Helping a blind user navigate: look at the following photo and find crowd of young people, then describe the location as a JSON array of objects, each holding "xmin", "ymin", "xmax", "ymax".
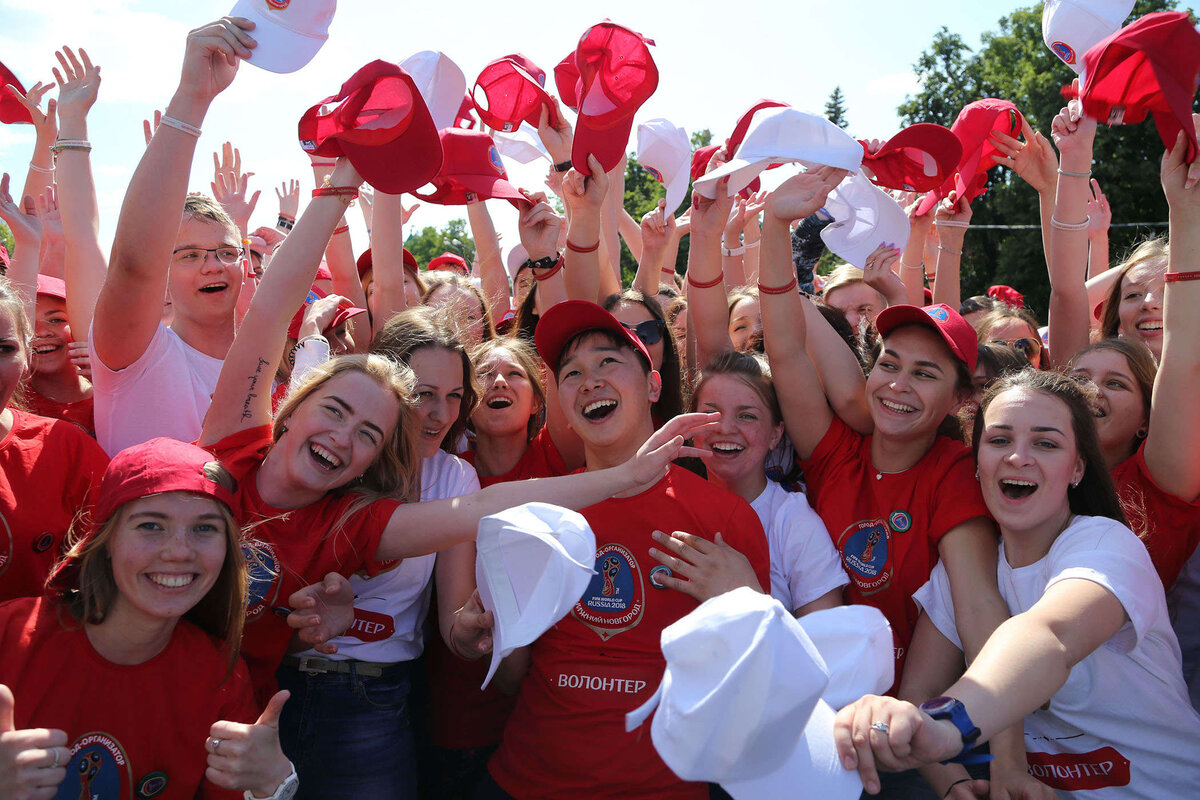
[{"xmin": 0, "ymin": 8, "xmax": 1197, "ymax": 800}]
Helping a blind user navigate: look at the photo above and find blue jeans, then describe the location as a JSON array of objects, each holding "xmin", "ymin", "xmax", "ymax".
[{"xmin": 277, "ymin": 661, "xmax": 416, "ymax": 800}]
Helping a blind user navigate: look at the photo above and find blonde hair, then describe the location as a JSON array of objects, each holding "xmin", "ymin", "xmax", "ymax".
[
  {"xmin": 183, "ymin": 194, "xmax": 240, "ymax": 241},
  {"xmin": 1100, "ymin": 237, "xmax": 1169, "ymax": 340},
  {"xmin": 421, "ymin": 273, "xmax": 497, "ymax": 342}
]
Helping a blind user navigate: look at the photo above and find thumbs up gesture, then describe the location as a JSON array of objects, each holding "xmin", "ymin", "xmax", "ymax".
[
  {"xmin": 0, "ymin": 684, "xmax": 70, "ymax": 800},
  {"xmin": 204, "ymin": 690, "xmax": 295, "ymax": 796}
]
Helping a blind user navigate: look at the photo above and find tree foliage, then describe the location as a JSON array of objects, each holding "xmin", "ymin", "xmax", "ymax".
[
  {"xmin": 897, "ymin": 0, "xmax": 1178, "ymax": 317},
  {"xmin": 825, "ymin": 86, "xmax": 849, "ymax": 130},
  {"xmin": 404, "ymin": 218, "xmax": 475, "ymax": 269},
  {"xmin": 0, "ymin": 222, "xmax": 13, "ymax": 263}
]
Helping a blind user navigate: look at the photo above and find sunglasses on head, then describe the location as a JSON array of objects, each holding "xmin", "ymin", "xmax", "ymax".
[
  {"xmin": 621, "ymin": 319, "xmax": 667, "ymax": 346},
  {"xmin": 991, "ymin": 337, "xmax": 1042, "ymax": 360}
]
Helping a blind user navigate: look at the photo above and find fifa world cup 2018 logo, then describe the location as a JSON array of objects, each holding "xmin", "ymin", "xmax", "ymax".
[
  {"xmin": 601, "ymin": 556, "xmax": 621, "ymax": 596},
  {"xmin": 78, "ymin": 751, "xmax": 102, "ymax": 799},
  {"xmin": 861, "ymin": 528, "xmax": 882, "ymax": 563}
]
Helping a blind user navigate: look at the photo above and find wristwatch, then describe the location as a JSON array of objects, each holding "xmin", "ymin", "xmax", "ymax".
[
  {"xmin": 918, "ymin": 696, "xmax": 991, "ymax": 765},
  {"xmin": 244, "ymin": 761, "xmax": 299, "ymax": 800}
]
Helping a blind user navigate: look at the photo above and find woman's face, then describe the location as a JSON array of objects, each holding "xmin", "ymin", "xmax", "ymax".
[
  {"xmin": 976, "ymin": 388, "xmax": 1083, "ymax": 538},
  {"xmin": 1070, "ymin": 349, "xmax": 1148, "ymax": 456},
  {"xmin": 987, "ymin": 318, "xmax": 1043, "ymax": 369},
  {"xmin": 866, "ymin": 325, "xmax": 963, "ymax": 442},
  {"xmin": 408, "ymin": 346, "xmax": 464, "ymax": 459},
  {"xmin": 513, "ymin": 267, "xmax": 535, "ymax": 309},
  {"xmin": 670, "ymin": 306, "xmax": 687, "ymax": 350},
  {"xmin": 609, "ymin": 301, "xmax": 665, "ymax": 370},
  {"xmin": 278, "ymin": 370, "xmax": 400, "ymax": 495},
  {"xmin": 728, "ymin": 296, "xmax": 762, "ymax": 352},
  {"xmin": 0, "ymin": 309, "xmax": 29, "ymax": 412},
  {"xmin": 1116, "ymin": 258, "xmax": 1166, "ymax": 359},
  {"xmin": 693, "ymin": 374, "xmax": 782, "ymax": 487},
  {"xmin": 474, "ymin": 346, "xmax": 539, "ymax": 439},
  {"xmin": 426, "ymin": 285, "xmax": 485, "ymax": 345},
  {"xmin": 825, "ymin": 283, "xmax": 883, "ymax": 331},
  {"xmin": 106, "ymin": 492, "xmax": 228, "ymax": 629},
  {"xmin": 32, "ymin": 295, "xmax": 72, "ymax": 377}
]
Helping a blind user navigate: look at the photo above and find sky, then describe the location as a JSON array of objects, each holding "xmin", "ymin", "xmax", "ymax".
[{"xmin": 1, "ymin": 0, "xmax": 1195, "ymax": 262}]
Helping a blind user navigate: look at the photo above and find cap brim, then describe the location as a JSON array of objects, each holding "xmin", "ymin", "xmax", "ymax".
[
  {"xmin": 231, "ymin": 0, "xmax": 327, "ymax": 74},
  {"xmin": 535, "ymin": 300, "xmax": 652, "ymax": 372},
  {"xmin": 875, "ymin": 304, "xmax": 976, "ymax": 372},
  {"xmin": 693, "ymin": 157, "xmax": 776, "ymax": 199},
  {"xmin": 573, "ymin": 113, "xmax": 637, "ymax": 176},
  {"xmin": 337, "ymin": 114, "xmax": 443, "ymax": 194},
  {"xmin": 820, "ymin": 177, "xmax": 911, "ymax": 268}
]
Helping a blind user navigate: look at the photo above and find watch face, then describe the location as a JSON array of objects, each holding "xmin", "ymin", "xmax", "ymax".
[{"xmin": 920, "ymin": 695, "xmax": 956, "ymax": 715}]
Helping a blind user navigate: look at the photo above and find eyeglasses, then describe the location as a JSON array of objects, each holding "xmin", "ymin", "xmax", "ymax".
[
  {"xmin": 621, "ymin": 319, "xmax": 667, "ymax": 346},
  {"xmin": 172, "ymin": 246, "xmax": 245, "ymax": 267},
  {"xmin": 991, "ymin": 337, "xmax": 1042, "ymax": 360}
]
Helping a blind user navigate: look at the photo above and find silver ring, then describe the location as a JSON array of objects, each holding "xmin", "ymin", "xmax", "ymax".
[
  {"xmin": 870, "ymin": 721, "xmax": 890, "ymax": 734},
  {"xmin": 49, "ymin": 747, "xmax": 61, "ymax": 769},
  {"xmin": 208, "ymin": 737, "xmax": 222, "ymax": 754}
]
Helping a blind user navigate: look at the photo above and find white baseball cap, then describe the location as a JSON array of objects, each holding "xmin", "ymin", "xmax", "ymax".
[
  {"xmin": 820, "ymin": 172, "xmax": 911, "ymax": 269},
  {"xmin": 400, "ymin": 51, "xmax": 467, "ymax": 131},
  {"xmin": 637, "ymin": 118, "xmax": 691, "ymax": 215},
  {"xmin": 493, "ymin": 121, "xmax": 552, "ymax": 165},
  {"xmin": 1042, "ymin": 0, "xmax": 1135, "ymax": 76},
  {"xmin": 798, "ymin": 605, "xmax": 894, "ymax": 709},
  {"xmin": 506, "ymin": 244, "xmax": 529, "ymax": 280},
  {"xmin": 693, "ymin": 107, "xmax": 863, "ymax": 199},
  {"xmin": 475, "ymin": 503, "xmax": 596, "ymax": 689},
  {"xmin": 229, "ymin": 0, "xmax": 335, "ymax": 74},
  {"xmin": 625, "ymin": 588, "xmax": 863, "ymax": 800}
]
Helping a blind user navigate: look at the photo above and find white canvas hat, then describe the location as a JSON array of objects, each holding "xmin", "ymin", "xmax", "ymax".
[
  {"xmin": 820, "ymin": 172, "xmax": 911, "ymax": 269},
  {"xmin": 798, "ymin": 605, "xmax": 894, "ymax": 709},
  {"xmin": 625, "ymin": 588, "xmax": 864, "ymax": 800},
  {"xmin": 506, "ymin": 244, "xmax": 529, "ymax": 280},
  {"xmin": 693, "ymin": 107, "xmax": 863, "ymax": 199},
  {"xmin": 1042, "ymin": 0, "xmax": 1135, "ymax": 75},
  {"xmin": 637, "ymin": 118, "xmax": 691, "ymax": 214},
  {"xmin": 493, "ymin": 121, "xmax": 552, "ymax": 165},
  {"xmin": 229, "ymin": 0, "xmax": 335, "ymax": 74},
  {"xmin": 475, "ymin": 503, "xmax": 596, "ymax": 689},
  {"xmin": 400, "ymin": 51, "xmax": 468, "ymax": 131}
]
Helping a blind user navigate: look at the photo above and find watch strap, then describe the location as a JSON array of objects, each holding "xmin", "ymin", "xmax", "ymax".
[
  {"xmin": 552, "ymin": 159, "xmax": 573, "ymax": 173},
  {"xmin": 243, "ymin": 761, "xmax": 299, "ymax": 800}
]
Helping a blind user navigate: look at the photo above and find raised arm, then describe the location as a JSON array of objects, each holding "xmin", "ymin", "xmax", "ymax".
[
  {"xmin": 96, "ymin": 17, "xmax": 256, "ymax": 370},
  {"xmin": 210, "ymin": 142, "xmax": 260, "ymax": 237},
  {"xmin": 685, "ymin": 174, "xmax": 737, "ymax": 367},
  {"xmin": 468, "ymin": 200, "xmax": 510, "ymax": 322},
  {"xmin": 199, "ymin": 159, "xmax": 360, "ymax": 445},
  {"xmin": 370, "ymin": 190, "xmax": 410, "ymax": 338},
  {"xmin": 561, "ymin": 155, "xmax": 609, "ymax": 303},
  {"xmin": 899, "ymin": 195, "xmax": 934, "ymax": 307},
  {"xmin": 0, "ymin": 175, "xmax": 42, "ymax": 327},
  {"xmin": 1143, "ymin": 129, "xmax": 1200, "ymax": 502},
  {"xmin": 7, "ymin": 80, "xmax": 57, "ymax": 207},
  {"xmin": 1086, "ymin": 179, "xmax": 1112, "ymax": 280},
  {"xmin": 930, "ymin": 188, "xmax": 971, "ymax": 310},
  {"xmin": 632, "ymin": 199, "xmax": 673, "ymax": 297}
]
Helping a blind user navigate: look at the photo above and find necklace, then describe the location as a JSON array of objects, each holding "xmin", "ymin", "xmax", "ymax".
[{"xmin": 874, "ymin": 465, "xmax": 909, "ymax": 481}]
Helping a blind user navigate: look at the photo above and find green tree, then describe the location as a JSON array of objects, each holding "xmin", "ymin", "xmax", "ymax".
[
  {"xmin": 404, "ymin": 218, "xmax": 475, "ymax": 269},
  {"xmin": 0, "ymin": 222, "xmax": 13, "ymax": 264},
  {"xmin": 897, "ymin": 0, "xmax": 1178, "ymax": 317},
  {"xmin": 825, "ymin": 86, "xmax": 849, "ymax": 130}
]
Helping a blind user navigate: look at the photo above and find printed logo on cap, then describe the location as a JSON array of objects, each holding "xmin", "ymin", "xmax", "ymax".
[
  {"xmin": 31, "ymin": 531, "xmax": 54, "ymax": 553},
  {"xmin": 926, "ymin": 306, "xmax": 949, "ymax": 321},
  {"xmin": 489, "ymin": 145, "xmax": 505, "ymax": 174},
  {"xmin": 644, "ymin": 165, "xmax": 664, "ymax": 183},
  {"xmin": 838, "ymin": 519, "xmax": 892, "ymax": 595},
  {"xmin": 137, "ymin": 771, "xmax": 169, "ymax": 798},
  {"xmin": 0, "ymin": 513, "xmax": 12, "ymax": 577},
  {"xmin": 1051, "ymin": 41, "xmax": 1077, "ymax": 64},
  {"xmin": 573, "ymin": 542, "xmax": 645, "ymax": 640},
  {"xmin": 55, "ymin": 732, "xmax": 132, "ymax": 800},
  {"xmin": 888, "ymin": 510, "xmax": 912, "ymax": 533},
  {"xmin": 243, "ymin": 539, "xmax": 281, "ymax": 621},
  {"xmin": 266, "ymin": 0, "xmax": 290, "ymax": 9},
  {"xmin": 649, "ymin": 565, "xmax": 672, "ymax": 589}
]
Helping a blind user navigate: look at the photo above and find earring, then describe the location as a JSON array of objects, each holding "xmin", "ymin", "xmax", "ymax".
[
  {"xmin": 280, "ymin": 425, "xmax": 288, "ymax": 433},
  {"xmin": 1136, "ymin": 428, "xmax": 1148, "ymax": 440},
  {"xmin": 1070, "ymin": 478, "xmax": 1080, "ymax": 488},
  {"xmin": 974, "ymin": 468, "xmax": 979, "ymax": 480}
]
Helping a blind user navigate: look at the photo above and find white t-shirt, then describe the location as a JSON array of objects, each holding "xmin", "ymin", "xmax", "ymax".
[
  {"xmin": 90, "ymin": 323, "xmax": 223, "ymax": 455},
  {"xmin": 301, "ymin": 449, "xmax": 481, "ymax": 664},
  {"xmin": 749, "ymin": 480, "xmax": 848, "ymax": 613},
  {"xmin": 915, "ymin": 515, "xmax": 1200, "ymax": 799},
  {"xmin": 1167, "ymin": 545, "xmax": 1200, "ymax": 709}
]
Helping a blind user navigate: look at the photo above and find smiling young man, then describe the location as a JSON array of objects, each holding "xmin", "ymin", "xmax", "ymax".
[{"xmin": 481, "ymin": 300, "xmax": 770, "ymax": 800}]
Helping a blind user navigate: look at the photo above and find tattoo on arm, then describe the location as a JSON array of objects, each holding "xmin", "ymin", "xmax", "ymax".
[{"xmin": 240, "ymin": 357, "xmax": 271, "ymax": 422}]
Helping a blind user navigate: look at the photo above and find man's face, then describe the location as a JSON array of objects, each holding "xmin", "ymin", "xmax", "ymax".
[{"xmin": 167, "ymin": 217, "xmax": 243, "ymax": 326}]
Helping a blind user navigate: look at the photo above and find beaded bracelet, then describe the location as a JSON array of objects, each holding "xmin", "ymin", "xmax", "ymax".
[
  {"xmin": 1165, "ymin": 271, "xmax": 1200, "ymax": 283},
  {"xmin": 687, "ymin": 273, "xmax": 724, "ymax": 289},
  {"xmin": 566, "ymin": 239, "xmax": 600, "ymax": 254},
  {"xmin": 758, "ymin": 276, "xmax": 798, "ymax": 295},
  {"xmin": 159, "ymin": 116, "xmax": 201, "ymax": 137}
]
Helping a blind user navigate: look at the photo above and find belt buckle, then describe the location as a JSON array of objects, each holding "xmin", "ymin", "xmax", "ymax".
[{"xmin": 297, "ymin": 656, "xmax": 330, "ymax": 674}]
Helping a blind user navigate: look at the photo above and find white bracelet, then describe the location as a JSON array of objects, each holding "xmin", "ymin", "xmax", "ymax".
[
  {"xmin": 1057, "ymin": 167, "xmax": 1092, "ymax": 178},
  {"xmin": 722, "ymin": 245, "xmax": 746, "ymax": 257},
  {"xmin": 158, "ymin": 115, "xmax": 202, "ymax": 138},
  {"xmin": 900, "ymin": 261, "xmax": 924, "ymax": 270},
  {"xmin": 28, "ymin": 162, "xmax": 54, "ymax": 174},
  {"xmin": 744, "ymin": 239, "xmax": 760, "ymax": 249},
  {"xmin": 934, "ymin": 219, "xmax": 969, "ymax": 228},
  {"xmin": 938, "ymin": 245, "xmax": 963, "ymax": 256},
  {"xmin": 1050, "ymin": 216, "xmax": 1090, "ymax": 231}
]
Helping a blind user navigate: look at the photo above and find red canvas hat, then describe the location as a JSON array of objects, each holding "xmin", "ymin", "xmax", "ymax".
[
  {"xmin": 875, "ymin": 303, "xmax": 978, "ymax": 373},
  {"xmin": 35, "ymin": 274, "xmax": 67, "ymax": 301},
  {"xmin": 298, "ymin": 60, "xmax": 443, "ymax": 194},
  {"xmin": 356, "ymin": 247, "xmax": 418, "ymax": 279},
  {"xmin": 0, "ymin": 60, "xmax": 32, "ymax": 124},
  {"xmin": 554, "ymin": 51, "xmax": 581, "ymax": 111},
  {"xmin": 412, "ymin": 129, "xmax": 526, "ymax": 207},
  {"xmin": 287, "ymin": 285, "xmax": 367, "ymax": 339},
  {"xmin": 428, "ymin": 252, "xmax": 469, "ymax": 275},
  {"xmin": 691, "ymin": 145, "xmax": 720, "ymax": 181},
  {"xmin": 861, "ymin": 123, "xmax": 963, "ymax": 193},
  {"xmin": 1079, "ymin": 10, "xmax": 1200, "ymax": 163},
  {"xmin": 472, "ymin": 55, "xmax": 557, "ymax": 133},
  {"xmin": 455, "ymin": 92, "xmax": 479, "ymax": 129},
  {"xmin": 571, "ymin": 21, "xmax": 659, "ymax": 175},
  {"xmin": 916, "ymin": 99, "xmax": 1023, "ymax": 215},
  {"xmin": 535, "ymin": 299, "xmax": 652, "ymax": 373}
]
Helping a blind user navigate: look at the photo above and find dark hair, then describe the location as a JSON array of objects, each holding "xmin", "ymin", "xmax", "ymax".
[
  {"xmin": 1099, "ymin": 237, "xmax": 1168, "ymax": 340},
  {"xmin": 1069, "ymin": 337, "xmax": 1157, "ymax": 456},
  {"xmin": 509, "ymin": 275, "xmax": 540, "ymax": 342},
  {"xmin": 601, "ymin": 290, "xmax": 684, "ymax": 421},
  {"xmin": 972, "ymin": 369, "xmax": 1126, "ymax": 524},
  {"xmin": 867, "ymin": 322, "xmax": 974, "ymax": 441},
  {"xmin": 816, "ymin": 302, "xmax": 870, "ymax": 375},
  {"xmin": 959, "ymin": 295, "xmax": 997, "ymax": 317},
  {"xmin": 976, "ymin": 342, "xmax": 1029, "ymax": 382}
]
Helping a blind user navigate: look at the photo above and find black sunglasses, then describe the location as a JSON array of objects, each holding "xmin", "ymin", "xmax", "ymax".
[{"xmin": 621, "ymin": 319, "xmax": 667, "ymax": 346}]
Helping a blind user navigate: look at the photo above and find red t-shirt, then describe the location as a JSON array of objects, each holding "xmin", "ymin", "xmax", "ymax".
[
  {"xmin": 430, "ymin": 427, "xmax": 571, "ymax": 750},
  {"xmin": 0, "ymin": 409, "xmax": 107, "ymax": 603},
  {"xmin": 797, "ymin": 416, "xmax": 990, "ymax": 687},
  {"xmin": 1113, "ymin": 443, "xmax": 1200, "ymax": 589},
  {"xmin": 0, "ymin": 595, "xmax": 257, "ymax": 800},
  {"xmin": 25, "ymin": 389, "xmax": 95, "ymax": 436},
  {"xmin": 489, "ymin": 465, "xmax": 770, "ymax": 800},
  {"xmin": 205, "ymin": 426, "xmax": 400, "ymax": 699}
]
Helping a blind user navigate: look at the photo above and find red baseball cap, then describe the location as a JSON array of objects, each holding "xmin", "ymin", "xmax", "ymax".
[
  {"xmin": 473, "ymin": 55, "xmax": 558, "ymax": 133},
  {"xmin": 412, "ymin": 129, "xmax": 526, "ymax": 207},
  {"xmin": 861, "ymin": 123, "xmax": 963, "ymax": 193},
  {"xmin": 298, "ymin": 60, "xmax": 443, "ymax": 194},
  {"xmin": 571, "ymin": 21, "xmax": 659, "ymax": 176},
  {"xmin": 917, "ymin": 99, "xmax": 1023, "ymax": 215},
  {"xmin": 987, "ymin": 284, "xmax": 1025, "ymax": 309},
  {"xmin": 874, "ymin": 303, "xmax": 978, "ymax": 373},
  {"xmin": 1079, "ymin": 10, "xmax": 1200, "ymax": 163},
  {"xmin": 535, "ymin": 300, "xmax": 652, "ymax": 373},
  {"xmin": 287, "ymin": 285, "xmax": 367, "ymax": 339},
  {"xmin": 36, "ymin": 274, "xmax": 67, "ymax": 301},
  {"xmin": 357, "ymin": 247, "xmax": 419, "ymax": 279},
  {"xmin": 690, "ymin": 144, "xmax": 720, "ymax": 181},
  {"xmin": 47, "ymin": 437, "xmax": 237, "ymax": 594},
  {"xmin": 0, "ymin": 244, "xmax": 8, "ymax": 270},
  {"xmin": 0, "ymin": 61, "xmax": 32, "ymax": 125},
  {"xmin": 554, "ymin": 51, "xmax": 581, "ymax": 111},
  {"xmin": 428, "ymin": 252, "xmax": 470, "ymax": 275},
  {"xmin": 455, "ymin": 92, "xmax": 479, "ymax": 129}
]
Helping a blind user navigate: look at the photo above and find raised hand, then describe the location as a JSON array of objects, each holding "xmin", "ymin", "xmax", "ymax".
[
  {"xmin": 647, "ymin": 530, "xmax": 761, "ymax": 601},
  {"xmin": 5, "ymin": 81, "xmax": 56, "ymax": 143},
  {"xmin": 286, "ymin": 572, "xmax": 355, "ymax": 654},
  {"xmin": 33, "ymin": 187, "xmax": 63, "ymax": 246},
  {"xmin": 640, "ymin": 199, "xmax": 676, "ymax": 252},
  {"xmin": 627, "ymin": 412, "xmax": 721, "ymax": 486},
  {"xmin": 206, "ymin": 690, "xmax": 294, "ymax": 797},
  {"xmin": 275, "ymin": 179, "xmax": 299, "ymax": 221},
  {"xmin": 177, "ymin": 17, "xmax": 257, "ymax": 105},
  {"xmin": 143, "ymin": 110, "xmax": 162, "ymax": 147},
  {"xmin": 0, "ymin": 175, "xmax": 41, "ymax": 246},
  {"xmin": 990, "ymin": 117, "xmax": 1057, "ymax": 195},
  {"xmin": 0, "ymin": 684, "xmax": 70, "ymax": 800},
  {"xmin": 861, "ymin": 242, "xmax": 906, "ymax": 304},
  {"xmin": 295, "ymin": 293, "xmax": 349, "ymax": 342},
  {"xmin": 211, "ymin": 142, "xmax": 260, "ymax": 234},
  {"xmin": 1162, "ymin": 125, "xmax": 1200, "ymax": 211},
  {"xmin": 517, "ymin": 190, "xmax": 565, "ymax": 260},
  {"xmin": 560, "ymin": 154, "xmax": 608, "ymax": 219},
  {"xmin": 1086, "ymin": 178, "xmax": 1111, "ymax": 238},
  {"xmin": 450, "ymin": 589, "xmax": 494, "ymax": 660},
  {"xmin": 68, "ymin": 341, "xmax": 92, "ymax": 380},
  {"xmin": 537, "ymin": 97, "xmax": 574, "ymax": 164},
  {"xmin": 1049, "ymin": 81, "xmax": 1097, "ymax": 159},
  {"xmin": 52, "ymin": 46, "xmax": 101, "ymax": 121},
  {"xmin": 765, "ymin": 166, "xmax": 847, "ymax": 223}
]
